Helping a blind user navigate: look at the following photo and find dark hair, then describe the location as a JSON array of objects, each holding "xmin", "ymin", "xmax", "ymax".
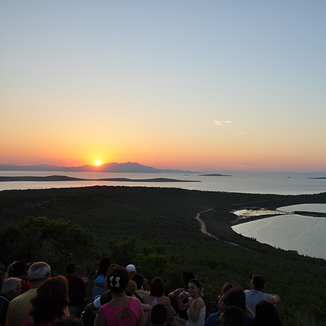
[
  {"xmin": 96, "ymin": 257, "xmax": 111, "ymax": 277},
  {"xmin": 151, "ymin": 303, "xmax": 168, "ymax": 326},
  {"xmin": 254, "ymin": 300, "xmax": 283, "ymax": 326},
  {"xmin": 150, "ymin": 277, "xmax": 164, "ymax": 297},
  {"xmin": 182, "ymin": 271, "xmax": 195, "ymax": 286},
  {"xmin": 219, "ymin": 305, "xmax": 244, "ymax": 326},
  {"xmin": 125, "ymin": 280, "xmax": 137, "ymax": 296},
  {"xmin": 222, "ymin": 282, "xmax": 233, "ymax": 294},
  {"xmin": 224, "ymin": 286, "xmax": 246, "ymax": 311},
  {"xmin": 251, "ymin": 275, "xmax": 264, "ymax": 291},
  {"xmin": 12, "ymin": 261, "xmax": 27, "ymax": 277},
  {"xmin": 65, "ymin": 264, "xmax": 76, "ymax": 275},
  {"xmin": 53, "ymin": 316, "xmax": 82, "ymax": 326},
  {"xmin": 106, "ymin": 267, "xmax": 129, "ymax": 293},
  {"xmin": 131, "ymin": 273, "xmax": 144, "ymax": 289},
  {"xmin": 100, "ymin": 290, "xmax": 112, "ymax": 306},
  {"xmin": 31, "ymin": 275, "xmax": 69, "ymax": 326},
  {"xmin": 188, "ymin": 278, "xmax": 202, "ymax": 290}
]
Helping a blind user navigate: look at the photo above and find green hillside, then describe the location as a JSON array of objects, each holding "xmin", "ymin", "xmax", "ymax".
[{"xmin": 0, "ymin": 186, "xmax": 325, "ymax": 325}]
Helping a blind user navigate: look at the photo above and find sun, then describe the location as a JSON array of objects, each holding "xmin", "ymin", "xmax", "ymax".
[{"xmin": 94, "ymin": 160, "xmax": 103, "ymax": 166}]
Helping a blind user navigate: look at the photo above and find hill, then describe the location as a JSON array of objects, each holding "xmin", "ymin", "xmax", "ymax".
[{"xmin": 0, "ymin": 186, "xmax": 325, "ymax": 325}]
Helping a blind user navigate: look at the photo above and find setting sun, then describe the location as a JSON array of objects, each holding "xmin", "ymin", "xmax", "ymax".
[{"xmin": 94, "ymin": 160, "xmax": 103, "ymax": 166}]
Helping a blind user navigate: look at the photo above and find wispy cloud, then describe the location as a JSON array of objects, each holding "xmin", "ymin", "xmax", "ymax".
[{"xmin": 214, "ymin": 120, "xmax": 233, "ymax": 126}]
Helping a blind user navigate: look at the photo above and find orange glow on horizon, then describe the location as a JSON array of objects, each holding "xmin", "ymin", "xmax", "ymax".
[{"xmin": 94, "ymin": 160, "xmax": 103, "ymax": 166}]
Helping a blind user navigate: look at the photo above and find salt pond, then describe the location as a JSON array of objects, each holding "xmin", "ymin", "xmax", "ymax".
[{"xmin": 232, "ymin": 204, "xmax": 326, "ymax": 260}]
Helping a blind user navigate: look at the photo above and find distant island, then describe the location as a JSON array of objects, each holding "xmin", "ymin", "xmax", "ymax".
[
  {"xmin": 0, "ymin": 175, "xmax": 200, "ymax": 183},
  {"xmin": 199, "ymin": 173, "xmax": 232, "ymax": 177},
  {"xmin": 0, "ymin": 162, "xmax": 199, "ymax": 174},
  {"xmin": 308, "ymin": 177, "xmax": 326, "ymax": 179}
]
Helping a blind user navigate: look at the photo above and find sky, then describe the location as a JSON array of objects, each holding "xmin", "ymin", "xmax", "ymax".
[{"xmin": 1, "ymin": 1, "xmax": 326, "ymax": 172}]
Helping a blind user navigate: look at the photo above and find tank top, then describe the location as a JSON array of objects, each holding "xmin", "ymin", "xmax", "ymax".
[{"xmin": 101, "ymin": 297, "xmax": 140, "ymax": 326}]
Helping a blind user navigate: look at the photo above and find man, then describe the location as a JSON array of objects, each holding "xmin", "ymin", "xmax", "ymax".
[
  {"xmin": 5, "ymin": 261, "xmax": 51, "ymax": 326},
  {"xmin": 0, "ymin": 278, "xmax": 21, "ymax": 326},
  {"xmin": 245, "ymin": 275, "xmax": 281, "ymax": 314}
]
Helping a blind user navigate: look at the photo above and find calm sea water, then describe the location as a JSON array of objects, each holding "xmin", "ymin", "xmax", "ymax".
[
  {"xmin": 1, "ymin": 171, "xmax": 325, "ymax": 260},
  {"xmin": 232, "ymin": 204, "xmax": 326, "ymax": 260},
  {"xmin": 0, "ymin": 170, "xmax": 326, "ymax": 194}
]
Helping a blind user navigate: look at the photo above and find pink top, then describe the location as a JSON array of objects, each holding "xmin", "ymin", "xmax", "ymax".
[{"xmin": 101, "ymin": 297, "xmax": 140, "ymax": 326}]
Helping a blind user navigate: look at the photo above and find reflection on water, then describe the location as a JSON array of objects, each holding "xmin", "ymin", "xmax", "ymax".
[{"xmin": 232, "ymin": 204, "xmax": 326, "ymax": 260}]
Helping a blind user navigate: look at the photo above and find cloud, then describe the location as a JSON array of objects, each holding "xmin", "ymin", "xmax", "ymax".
[{"xmin": 214, "ymin": 120, "xmax": 233, "ymax": 126}]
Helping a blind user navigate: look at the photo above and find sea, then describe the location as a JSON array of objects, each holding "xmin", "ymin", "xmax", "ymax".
[{"xmin": 1, "ymin": 170, "xmax": 326, "ymax": 260}]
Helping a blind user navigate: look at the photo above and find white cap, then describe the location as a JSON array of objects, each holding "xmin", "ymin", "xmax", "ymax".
[{"xmin": 126, "ymin": 264, "xmax": 136, "ymax": 272}]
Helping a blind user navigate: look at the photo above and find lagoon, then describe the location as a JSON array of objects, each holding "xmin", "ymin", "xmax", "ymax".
[{"xmin": 232, "ymin": 204, "xmax": 326, "ymax": 260}]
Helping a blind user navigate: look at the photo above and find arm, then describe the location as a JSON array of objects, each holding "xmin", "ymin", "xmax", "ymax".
[
  {"xmin": 245, "ymin": 305, "xmax": 255, "ymax": 318},
  {"xmin": 168, "ymin": 288, "xmax": 183, "ymax": 299},
  {"xmin": 266, "ymin": 294, "xmax": 281, "ymax": 304},
  {"xmin": 177, "ymin": 295, "xmax": 189, "ymax": 311},
  {"xmin": 137, "ymin": 299, "xmax": 145, "ymax": 326},
  {"xmin": 188, "ymin": 298, "xmax": 202, "ymax": 323},
  {"xmin": 95, "ymin": 308, "xmax": 106, "ymax": 326}
]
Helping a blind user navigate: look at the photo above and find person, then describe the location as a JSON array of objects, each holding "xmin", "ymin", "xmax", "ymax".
[
  {"xmin": 0, "ymin": 277, "xmax": 21, "ymax": 326},
  {"xmin": 254, "ymin": 300, "xmax": 283, "ymax": 326},
  {"xmin": 93, "ymin": 257, "xmax": 111, "ymax": 298},
  {"xmin": 168, "ymin": 271, "xmax": 195, "ymax": 320},
  {"xmin": 21, "ymin": 275, "xmax": 69, "ymax": 326},
  {"xmin": 177, "ymin": 279, "xmax": 206, "ymax": 326},
  {"xmin": 6, "ymin": 261, "xmax": 51, "ymax": 326},
  {"xmin": 151, "ymin": 304, "xmax": 168, "ymax": 326},
  {"xmin": 131, "ymin": 273, "xmax": 151, "ymax": 302},
  {"xmin": 12, "ymin": 261, "xmax": 31, "ymax": 294},
  {"xmin": 218, "ymin": 306, "xmax": 245, "ymax": 326},
  {"xmin": 65, "ymin": 264, "xmax": 87, "ymax": 317},
  {"xmin": 95, "ymin": 266, "xmax": 145, "ymax": 326},
  {"xmin": 245, "ymin": 275, "xmax": 281, "ymax": 314},
  {"xmin": 216, "ymin": 282, "xmax": 233, "ymax": 311},
  {"xmin": 204, "ymin": 286, "xmax": 253, "ymax": 326},
  {"xmin": 126, "ymin": 264, "xmax": 137, "ymax": 278},
  {"xmin": 143, "ymin": 277, "xmax": 181, "ymax": 326}
]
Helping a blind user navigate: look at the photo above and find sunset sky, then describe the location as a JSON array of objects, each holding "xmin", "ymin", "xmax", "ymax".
[{"xmin": 1, "ymin": 1, "xmax": 326, "ymax": 172}]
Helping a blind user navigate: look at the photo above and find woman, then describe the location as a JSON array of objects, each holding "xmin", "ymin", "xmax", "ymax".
[
  {"xmin": 254, "ymin": 300, "xmax": 283, "ymax": 326},
  {"xmin": 177, "ymin": 279, "xmax": 206, "ymax": 326},
  {"xmin": 22, "ymin": 276, "xmax": 69, "ymax": 326},
  {"xmin": 143, "ymin": 277, "xmax": 181, "ymax": 326},
  {"xmin": 95, "ymin": 266, "xmax": 145, "ymax": 326},
  {"xmin": 93, "ymin": 257, "xmax": 111, "ymax": 298}
]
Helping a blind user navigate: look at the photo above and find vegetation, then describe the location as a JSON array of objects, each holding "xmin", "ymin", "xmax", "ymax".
[{"xmin": 0, "ymin": 186, "xmax": 325, "ymax": 326}]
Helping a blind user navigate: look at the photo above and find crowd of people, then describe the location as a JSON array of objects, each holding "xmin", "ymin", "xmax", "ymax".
[{"xmin": 0, "ymin": 258, "xmax": 282, "ymax": 326}]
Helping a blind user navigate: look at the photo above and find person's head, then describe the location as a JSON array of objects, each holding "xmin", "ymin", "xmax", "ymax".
[
  {"xmin": 131, "ymin": 273, "xmax": 144, "ymax": 290},
  {"xmin": 28, "ymin": 262, "xmax": 51, "ymax": 284},
  {"xmin": 150, "ymin": 277, "xmax": 165, "ymax": 297},
  {"xmin": 53, "ymin": 316, "xmax": 82, "ymax": 326},
  {"xmin": 31, "ymin": 275, "xmax": 69, "ymax": 325},
  {"xmin": 96, "ymin": 257, "xmax": 111, "ymax": 276},
  {"xmin": 219, "ymin": 305, "xmax": 245, "ymax": 326},
  {"xmin": 222, "ymin": 282, "xmax": 233, "ymax": 294},
  {"xmin": 107, "ymin": 266, "xmax": 130, "ymax": 293},
  {"xmin": 224, "ymin": 286, "xmax": 246, "ymax": 311},
  {"xmin": 251, "ymin": 275, "xmax": 264, "ymax": 291},
  {"xmin": 12, "ymin": 261, "xmax": 27, "ymax": 278},
  {"xmin": 188, "ymin": 278, "xmax": 203, "ymax": 298},
  {"xmin": 126, "ymin": 264, "xmax": 136, "ymax": 276},
  {"xmin": 65, "ymin": 264, "xmax": 76, "ymax": 275},
  {"xmin": 125, "ymin": 280, "xmax": 137, "ymax": 296},
  {"xmin": 182, "ymin": 271, "xmax": 195, "ymax": 287},
  {"xmin": 0, "ymin": 277, "xmax": 21, "ymax": 299},
  {"xmin": 151, "ymin": 303, "xmax": 168, "ymax": 326},
  {"xmin": 255, "ymin": 300, "xmax": 283, "ymax": 326},
  {"xmin": 100, "ymin": 289, "xmax": 112, "ymax": 306}
]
